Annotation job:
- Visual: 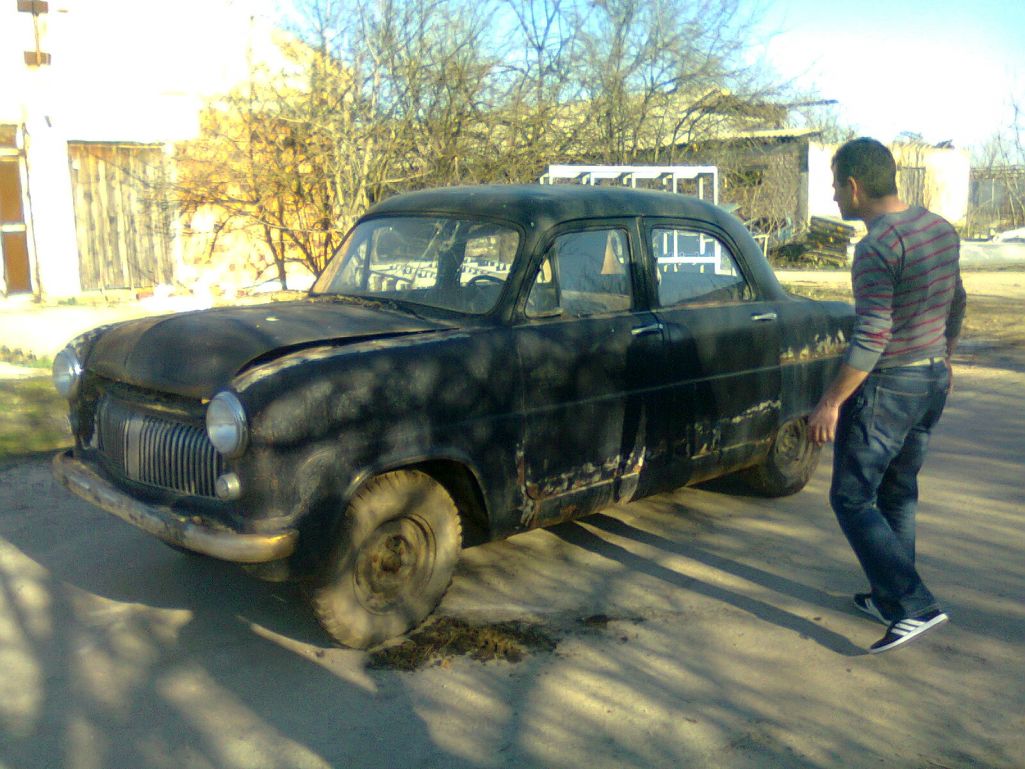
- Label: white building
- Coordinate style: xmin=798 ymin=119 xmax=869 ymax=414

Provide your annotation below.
xmin=1 ymin=0 xmax=280 ymax=300
xmin=805 ymin=140 xmax=971 ymax=229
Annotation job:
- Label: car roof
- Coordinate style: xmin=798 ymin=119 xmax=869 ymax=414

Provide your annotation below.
xmin=365 ymin=184 xmax=730 ymax=233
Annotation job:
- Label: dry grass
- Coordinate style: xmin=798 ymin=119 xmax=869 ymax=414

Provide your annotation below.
xmin=0 ymin=375 xmax=72 ymax=463
xmin=781 ymin=277 xmax=1025 ymax=353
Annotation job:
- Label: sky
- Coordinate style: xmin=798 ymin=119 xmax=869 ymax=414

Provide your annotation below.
xmin=749 ymin=0 xmax=1025 ymax=153
xmin=28 ymin=0 xmax=285 ymax=142
xmin=31 ymin=0 xmax=1021 ymax=153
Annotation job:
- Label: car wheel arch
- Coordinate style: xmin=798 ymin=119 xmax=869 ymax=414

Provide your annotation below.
xmin=298 ymin=452 xmax=490 ymax=563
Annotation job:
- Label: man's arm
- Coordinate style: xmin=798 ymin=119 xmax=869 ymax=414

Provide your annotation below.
xmin=808 ymin=363 xmax=870 ymax=445
xmin=809 ymin=236 xmax=895 ymax=444
xmin=945 ymin=265 xmax=967 ymax=393
xmin=944 ymin=334 xmax=960 ymax=393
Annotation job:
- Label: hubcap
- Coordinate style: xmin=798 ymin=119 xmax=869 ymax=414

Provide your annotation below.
xmin=353 ymin=517 xmax=436 ymax=613
xmin=775 ymin=420 xmax=807 ymax=467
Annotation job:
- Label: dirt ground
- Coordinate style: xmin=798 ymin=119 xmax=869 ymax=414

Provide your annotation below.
xmin=1 ymin=272 xmax=1023 ymax=769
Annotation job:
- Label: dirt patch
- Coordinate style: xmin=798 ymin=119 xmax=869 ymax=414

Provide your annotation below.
xmin=367 ymin=616 xmax=559 ymax=671
xmin=578 ymin=612 xmax=645 ymax=630
xmin=365 ymin=613 xmax=649 ymax=671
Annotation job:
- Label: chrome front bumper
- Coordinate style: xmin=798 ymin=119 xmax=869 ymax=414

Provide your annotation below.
xmin=52 ymin=450 xmax=297 ymax=563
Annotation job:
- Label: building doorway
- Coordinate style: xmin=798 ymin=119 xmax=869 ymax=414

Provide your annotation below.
xmin=1 ymin=125 xmax=32 ymax=295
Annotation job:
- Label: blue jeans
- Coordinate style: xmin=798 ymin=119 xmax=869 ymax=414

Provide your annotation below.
xmin=830 ymin=360 xmax=950 ymax=621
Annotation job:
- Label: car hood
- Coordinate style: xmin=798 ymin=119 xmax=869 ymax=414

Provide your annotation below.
xmin=85 ymin=300 xmax=454 ymax=399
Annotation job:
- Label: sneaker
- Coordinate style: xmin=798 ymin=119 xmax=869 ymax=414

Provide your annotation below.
xmin=869 ymin=610 xmax=949 ymax=654
xmin=853 ymin=593 xmax=887 ymax=624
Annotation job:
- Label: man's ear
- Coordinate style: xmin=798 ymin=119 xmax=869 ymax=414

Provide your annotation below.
xmin=846 ymin=176 xmax=864 ymax=203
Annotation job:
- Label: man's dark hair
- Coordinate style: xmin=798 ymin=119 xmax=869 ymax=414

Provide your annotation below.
xmin=832 ymin=137 xmax=898 ymax=198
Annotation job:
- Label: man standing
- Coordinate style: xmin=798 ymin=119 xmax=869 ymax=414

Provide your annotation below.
xmin=808 ymin=137 xmax=967 ymax=653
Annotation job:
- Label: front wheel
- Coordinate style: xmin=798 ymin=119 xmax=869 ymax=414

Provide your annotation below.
xmin=739 ymin=417 xmax=821 ymax=497
xmin=309 ymin=470 xmax=462 ymax=649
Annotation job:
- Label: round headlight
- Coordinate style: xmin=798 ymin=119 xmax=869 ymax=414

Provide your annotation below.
xmin=52 ymin=347 xmax=83 ymax=399
xmin=206 ymin=392 xmax=249 ymax=458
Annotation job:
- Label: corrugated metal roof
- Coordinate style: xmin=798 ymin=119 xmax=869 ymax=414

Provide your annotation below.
xmin=703 ymin=127 xmax=822 ymax=141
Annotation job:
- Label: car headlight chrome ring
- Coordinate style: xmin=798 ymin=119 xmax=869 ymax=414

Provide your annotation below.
xmin=52 ymin=347 xmax=83 ymax=400
xmin=206 ymin=391 xmax=249 ymax=459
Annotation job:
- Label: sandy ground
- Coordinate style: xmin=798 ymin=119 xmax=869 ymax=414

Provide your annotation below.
xmin=1 ymin=273 xmax=1023 ymax=769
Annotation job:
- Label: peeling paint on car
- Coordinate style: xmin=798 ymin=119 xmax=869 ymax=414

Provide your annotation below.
xmin=780 ymin=330 xmax=848 ymax=364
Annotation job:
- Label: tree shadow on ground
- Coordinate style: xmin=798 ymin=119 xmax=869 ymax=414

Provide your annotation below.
xmin=550 ymin=513 xmax=864 ymax=657
xmin=0 ymin=459 xmax=466 ymax=769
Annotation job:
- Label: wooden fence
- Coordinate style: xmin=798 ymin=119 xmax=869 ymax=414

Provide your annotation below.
xmin=68 ymin=142 xmax=175 ymax=291
xmin=969 ymin=166 xmax=1025 ymax=235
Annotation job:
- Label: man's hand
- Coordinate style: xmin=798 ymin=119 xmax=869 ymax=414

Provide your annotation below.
xmin=945 ymin=336 xmax=959 ymax=394
xmin=944 ymin=356 xmax=954 ymax=394
xmin=809 ymin=399 xmax=840 ymax=445
xmin=808 ymin=363 xmax=870 ymax=445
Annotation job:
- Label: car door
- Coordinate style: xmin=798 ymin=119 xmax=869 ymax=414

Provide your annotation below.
xmin=514 ymin=223 xmax=666 ymax=528
xmin=646 ymin=220 xmax=783 ymax=484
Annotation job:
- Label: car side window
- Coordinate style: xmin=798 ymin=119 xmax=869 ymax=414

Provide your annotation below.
xmin=651 ymin=227 xmax=752 ymax=306
xmin=526 ymin=229 xmax=632 ymax=318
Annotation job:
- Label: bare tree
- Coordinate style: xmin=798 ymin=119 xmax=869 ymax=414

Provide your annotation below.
xmin=569 ymin=0 xmax=770 ymax=164
xmin=175 ymin=0 xmax=498 ymax=284
xmin=970 ymin=96 xmax=1025 ymax=235
xmin=484 ymin=0 xmax=586 ymax=179
xmin=172 ymin=0 xmax=786 ymax=283
xmin=174 ymin=39 xmax=352 ymax=287
xmin=321 ymin=0 xmax=496 ymax=188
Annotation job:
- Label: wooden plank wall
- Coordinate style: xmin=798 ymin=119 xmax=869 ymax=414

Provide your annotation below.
xmin=68 ymin=143 xmax=174 ymax=291
xmin=897 ymin=166 xmax=926 ymax=208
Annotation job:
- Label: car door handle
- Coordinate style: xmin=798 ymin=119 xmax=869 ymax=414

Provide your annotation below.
xmin=750 ymin=312 xmax=778 ymax=322
xmin=631 ymin=322 xmax=664 ymax=336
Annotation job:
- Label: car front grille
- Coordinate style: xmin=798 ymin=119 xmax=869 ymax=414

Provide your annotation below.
xmin=95 ymin=395 xmax=225 ymax=498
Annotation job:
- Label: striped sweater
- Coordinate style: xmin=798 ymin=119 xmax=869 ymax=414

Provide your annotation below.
xmin=845 ymin=206 xmax=967 ymax=372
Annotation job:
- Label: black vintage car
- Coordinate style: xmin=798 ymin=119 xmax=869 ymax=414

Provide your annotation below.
xmin=52 ymin=185 xmax=853 ymax=648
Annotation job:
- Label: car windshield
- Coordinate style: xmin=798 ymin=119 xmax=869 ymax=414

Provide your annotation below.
xmin=311 ymin=216 xmax=520 ymax=315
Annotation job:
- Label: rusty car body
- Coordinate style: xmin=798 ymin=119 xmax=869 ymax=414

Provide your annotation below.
xmin=52 ymin=184 xmax=854 ymax=647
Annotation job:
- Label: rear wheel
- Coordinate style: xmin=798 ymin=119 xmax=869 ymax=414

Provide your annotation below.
xmin=740 ymin=416 xmax=821 ymax=497
xmin=309 ymin=470 xmax=462 ymax=649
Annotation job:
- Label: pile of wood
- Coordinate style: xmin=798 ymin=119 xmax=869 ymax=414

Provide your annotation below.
xmin=803 ymin=217 xmax=856 ymax=266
